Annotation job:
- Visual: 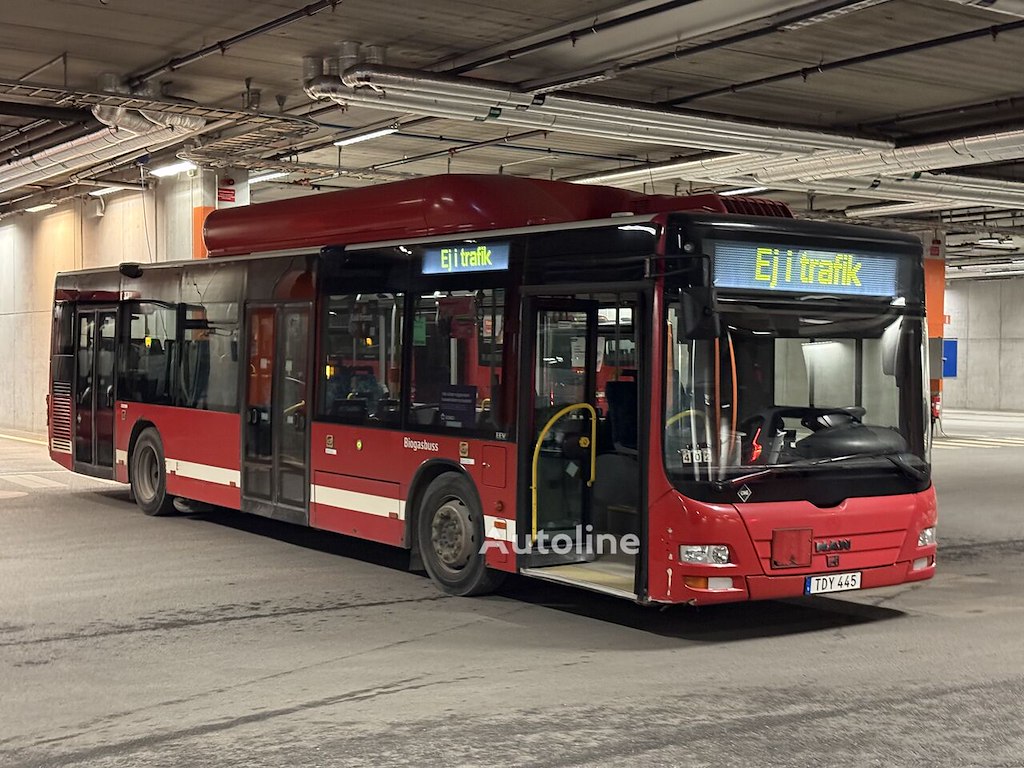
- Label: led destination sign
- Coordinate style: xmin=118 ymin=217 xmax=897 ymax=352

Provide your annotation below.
xmin=712 ymin=240 xmax=899 ymax=297
xmin=422 ymin=242 xmax=510 ymax=275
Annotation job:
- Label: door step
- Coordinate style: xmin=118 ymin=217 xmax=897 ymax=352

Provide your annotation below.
xmin=521 ymin=561 xmax=637 ymax=600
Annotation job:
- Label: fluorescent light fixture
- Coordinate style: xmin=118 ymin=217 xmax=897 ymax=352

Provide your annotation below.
xmin=333 ymin=126 xmax=398 ymax=146
xmin=977 ymin=237 xmax=1014 ymax=247
xmin=25 ymin=202 xmax=57 ymax=213
xmin=89 ymin=186 xmax=123 ymax=197
xmin=720 ymin=186 xmax=767 ymax=196
xmin=150 ymin=161 xmax=196 ymax=177
xmin=249 ymin=171 xmax=289 ymax=183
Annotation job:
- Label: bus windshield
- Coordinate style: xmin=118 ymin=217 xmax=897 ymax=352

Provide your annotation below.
xmin=664 ymin=298 xmax=930 ymax=495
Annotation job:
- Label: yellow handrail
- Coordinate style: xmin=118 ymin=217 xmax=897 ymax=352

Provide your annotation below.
xmin=531 ymin=403 xmax=597 ymax=542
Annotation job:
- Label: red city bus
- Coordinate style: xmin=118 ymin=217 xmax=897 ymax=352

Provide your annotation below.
xmin=48 ymin=174 xmax=936 ymax=604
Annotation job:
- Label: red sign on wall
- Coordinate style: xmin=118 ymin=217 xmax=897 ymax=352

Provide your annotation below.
xmin=217 ymin=187 xmax=236 ymax=203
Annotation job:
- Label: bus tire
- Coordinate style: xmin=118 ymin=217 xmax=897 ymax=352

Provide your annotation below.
xmin=130 ymin=428 xmax=176 ymax=516
xmin=417 ymin=473 xmax=505 ymax=597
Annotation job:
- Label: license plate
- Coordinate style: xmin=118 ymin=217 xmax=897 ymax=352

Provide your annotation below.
xmin=804 ymin=571 xmax=862 ymax=595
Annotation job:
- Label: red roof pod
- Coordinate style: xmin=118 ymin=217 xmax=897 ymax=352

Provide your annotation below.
xmin=203 ymin=174 xmax=792 ymax=257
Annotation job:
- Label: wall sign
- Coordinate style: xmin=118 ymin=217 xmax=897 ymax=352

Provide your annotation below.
xmin=711 ymin=240 xmax=900 ymax=297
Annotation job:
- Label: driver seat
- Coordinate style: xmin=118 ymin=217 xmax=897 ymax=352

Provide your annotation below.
xmin=604 ymin=380 xmax=638 ymax=456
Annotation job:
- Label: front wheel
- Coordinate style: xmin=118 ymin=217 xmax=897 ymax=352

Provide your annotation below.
xmin=130 ymin=428 xmax=176 ymax=516
xmin=417 ymin=473 xmax=505 ymax=596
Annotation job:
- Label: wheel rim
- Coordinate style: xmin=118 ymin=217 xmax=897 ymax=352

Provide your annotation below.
xmin=430 ymin=497 xmax=475 ymax=574
xmin=135 ymin=445 xmax=159 ymax=503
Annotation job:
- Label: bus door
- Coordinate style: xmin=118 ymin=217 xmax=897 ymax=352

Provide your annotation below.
xmin=522 ymin=298 xmax=600 ymax=565
xmin=242 ymin=303 xmax=312 ymax=523
xmin=73 ymin=306 xmax=117 ymax=478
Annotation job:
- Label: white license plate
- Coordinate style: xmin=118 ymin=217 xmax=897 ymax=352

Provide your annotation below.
xmin=804 ymin=571 xmax=862 ymax=595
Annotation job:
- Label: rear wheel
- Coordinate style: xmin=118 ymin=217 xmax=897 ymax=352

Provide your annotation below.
xmin=130 ymin=428 xmax=176 ymax=516
xmin=417 ymin=473 xmax=505 ymax=596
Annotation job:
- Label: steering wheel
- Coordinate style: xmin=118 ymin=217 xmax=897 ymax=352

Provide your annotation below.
xmin=800 ymin=407 xmax=865 ymax=432
xmin=666 ymin=409 xmax=707 ymax=429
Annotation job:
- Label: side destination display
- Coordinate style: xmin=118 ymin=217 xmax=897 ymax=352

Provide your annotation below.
xmin=711 ymin=240 xmax=899 ymax=297
xmin=422 ymin=241 xmax=511 ymax=275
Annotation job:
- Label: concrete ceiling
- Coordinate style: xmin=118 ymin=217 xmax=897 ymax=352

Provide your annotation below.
xmin=1 ymin=0 xmax=1024 ymax=273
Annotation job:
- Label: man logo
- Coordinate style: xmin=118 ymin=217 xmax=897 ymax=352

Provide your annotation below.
xmin=815 ymin=539 xmax=851 ymax=553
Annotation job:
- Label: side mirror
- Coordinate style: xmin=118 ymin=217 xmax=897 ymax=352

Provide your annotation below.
xmin=881 ymin=317 xmax=903 ymax=377
xmin=678 ymin=287 xmax=720 ymax=340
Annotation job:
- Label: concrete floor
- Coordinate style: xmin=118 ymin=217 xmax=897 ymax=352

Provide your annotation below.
xmin=1 ymin=416 xmax=1022 ymax=767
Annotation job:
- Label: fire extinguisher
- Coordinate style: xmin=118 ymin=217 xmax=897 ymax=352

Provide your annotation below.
xmin=930 ymin=393 xmax=942 ymax=422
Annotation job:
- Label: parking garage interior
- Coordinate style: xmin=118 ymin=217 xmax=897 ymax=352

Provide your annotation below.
xmin=2 ymin=1 xmax=1024 ymax=765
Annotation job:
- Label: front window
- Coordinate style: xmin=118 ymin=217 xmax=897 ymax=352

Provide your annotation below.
xmin=664 ymin=297 xmax=929 ymax=499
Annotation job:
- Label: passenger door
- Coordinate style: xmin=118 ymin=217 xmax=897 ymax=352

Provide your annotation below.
xmin=73 ymin=307 xmax=117 ymax=478
xmin=241 ymin=303 xmax=311 ymax=522
xmin=521 ymin=298 xmax=599 ymax=564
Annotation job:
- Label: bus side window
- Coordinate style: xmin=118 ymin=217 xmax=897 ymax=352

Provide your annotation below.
xmin=118 ymin=302 xmax=177 ymax=406
xmin=178 ymin=302 xmax=239 ymax=412
xmin=407 ymin=288 xmax=508 ymax=438
xmin=319 ymin=293 xmax=403 ymax=426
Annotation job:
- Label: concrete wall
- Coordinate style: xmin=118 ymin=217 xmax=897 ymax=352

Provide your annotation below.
xmin=943 ymin=277 xmax=1024 ymax=412
xmin=0 ymin=176 xmax=195 ymax=434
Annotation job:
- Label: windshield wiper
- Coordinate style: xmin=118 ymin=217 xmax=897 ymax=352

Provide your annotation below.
xmin=882 ymin=451 xmax=929 ymax=482
xmin=713 ymin=451 xmax=927 ymax=490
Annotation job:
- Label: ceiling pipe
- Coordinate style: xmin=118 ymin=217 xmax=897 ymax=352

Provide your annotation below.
xmin=0 ymin=121 xmax=81 ymax=156
xmin=0 ymin=126 xmax=180 ymax=195
xmin=568 ymin=127 xmax=1024 ymax=188
xmin=126 ymin=0 xmax=341 ymax=88
xmin=308 ymin=62 xmax=890 ymax=154
xmin=0 ymin=102 xmax=93 ymax=123
xmin=92 ymin=105 xmax=162 ymax=134
xmin=664 ymin=17 xmax=1024 ymax=106
xmin=442 ymin=0 xmax=882 ymax=80
xmin=0 ymin=75 xmax=206 ymax=196
xmin=743 ymin=174 xmax=1024 ymax=209
xmin=748 ymin=128 xmax=1024 ymax=182
xmin=845 ymin=200 xmax=963 ymax=218
xmin=521 ymin=0 xmax=891 ymax=94
xmin=565 ymin=152 xmax=791 ymax=184
xmin=0 ymin=123 xmax=98 ymax=163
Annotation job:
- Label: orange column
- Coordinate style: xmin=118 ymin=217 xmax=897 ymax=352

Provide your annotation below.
xmin=923 ymin=235 xmax=946 ymax=408
xmin=192 ymin=206 xmax=214 ymax=259
xmin=191 ymin=168 xmax=249 ymax=259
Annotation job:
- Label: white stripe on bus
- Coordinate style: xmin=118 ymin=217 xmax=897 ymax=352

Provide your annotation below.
xmin=311 ymin=484 xmax=406 ymax=519
xmin=165 ymin=458 xmax=240 ymax=487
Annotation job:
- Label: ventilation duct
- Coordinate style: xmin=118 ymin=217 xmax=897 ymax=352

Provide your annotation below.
xmin=0 ymin=126 xmax=179 ymax=195
xmin=747 ymin=129 xmax=1024 ymax=183
xmin=304 ymin=63 xmax=891 ymax=155
xmin=0 ymin=76 xmax=206 ymax=197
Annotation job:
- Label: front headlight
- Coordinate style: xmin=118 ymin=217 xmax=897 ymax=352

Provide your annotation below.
xmin=917 ymin=527 xmax=936 ymax=547
xmin=680 ymin=544 xmax=731 ymax=565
